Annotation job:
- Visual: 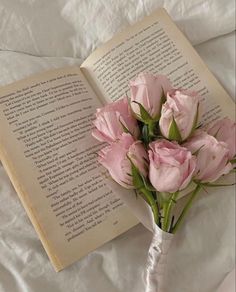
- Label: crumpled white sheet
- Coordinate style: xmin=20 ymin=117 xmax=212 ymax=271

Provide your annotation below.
xmin=0 ymin=1 xmax=235 ymax=291
xmin=0 ymin=0 xmax=235 ymax=59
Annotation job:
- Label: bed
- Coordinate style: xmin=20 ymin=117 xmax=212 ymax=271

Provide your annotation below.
xmin=0 ymin=1 xmax=235 ymax=291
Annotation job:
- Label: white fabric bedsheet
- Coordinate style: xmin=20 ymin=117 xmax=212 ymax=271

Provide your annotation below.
xmin=0 ymin=1 xmax=235 ymax=291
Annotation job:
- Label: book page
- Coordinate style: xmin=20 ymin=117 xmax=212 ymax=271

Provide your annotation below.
xmin=81 ymin=8 xmax=234 ymax=122
xmin=0 ymin=66 xmax=138 ymax=271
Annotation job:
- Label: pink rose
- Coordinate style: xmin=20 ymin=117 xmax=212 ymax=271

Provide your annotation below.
xmin=98 ymin=133 xmax=148 ymax=189
xmin=129 ymin=73 xmax=172 ymax=121
xmin=148 ymin=139 xmax=196 ymax=193
xmin=159 ymin=90 xmax=201 ymax=141
xmin=206 ymin=117 xmax=236 ymax=159
xmin=184 ymin=130 xmax=233 ymax=183
xmin=92 ymin=97 xmax=139 ymax=143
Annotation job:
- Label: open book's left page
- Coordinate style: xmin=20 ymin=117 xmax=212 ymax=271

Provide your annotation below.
xmin=0 ymin=66 xmax=138 ymax=271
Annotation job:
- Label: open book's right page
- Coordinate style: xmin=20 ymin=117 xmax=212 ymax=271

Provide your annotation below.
xmin=81 ymin=8 xmax=234 ymax=122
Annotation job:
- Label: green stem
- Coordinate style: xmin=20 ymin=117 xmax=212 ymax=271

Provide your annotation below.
xmin=140 ymin=187 xmax=159 ymax=225
xmin=162 ymin=201 xmax=168 ymax=229
xmin=172 ymin=184 xmax=202 ymax=234
xmin=202 ymin=182 xmax=236 ymax=187
xmin=155 ymin=192 xmax=162 ymax=229
xmin=148 ymin=122 xmax=156 ymax=137
xmin=163 ymin=192 xmax=179 ymax=232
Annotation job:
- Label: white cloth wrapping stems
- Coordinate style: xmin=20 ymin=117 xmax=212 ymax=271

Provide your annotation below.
xmin=145 ymin=226 xmax=173 ymax=292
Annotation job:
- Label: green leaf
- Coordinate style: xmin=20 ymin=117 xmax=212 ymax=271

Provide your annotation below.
xmin=152 ymin=88 xmax=166 ymax=121
xmin=132 ymin=101 xmax=152 ymax=123
xmin=126 ymin=155 xmax=144 ymax=189
xmin=131 ymin=164 xmax=144 ymax=189
xmin=148 ymin=121 xmax=156 ymax=137
xmin=168 ymin=117 xmax=182 ymax=141
xmin=131 ymin=166 xmax=143 ymax=189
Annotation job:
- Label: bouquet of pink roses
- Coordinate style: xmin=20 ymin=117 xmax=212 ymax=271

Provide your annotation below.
xmin=92 ymin=73 xmax=235 ymax=292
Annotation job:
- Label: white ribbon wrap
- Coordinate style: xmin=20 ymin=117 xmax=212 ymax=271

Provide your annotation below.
xmin=107 ymin=178 xmax=173 ymax=292
xmin=145 ymin=225 xmax=173 ymax=292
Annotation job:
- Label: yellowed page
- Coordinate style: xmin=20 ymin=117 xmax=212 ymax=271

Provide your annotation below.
xmin=0 ymin=66 xmax=138 ymax=271
xmin=81 ymin=8 xmax=234 ymax=121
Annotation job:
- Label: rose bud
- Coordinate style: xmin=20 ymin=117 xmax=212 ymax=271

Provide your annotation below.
xmin=205 ymin=117 xmax=236 ymax=160
xmin=148 ymin=139 xmax=196 ymax=193
xmin=98 ymin=133 xmax=148 ymax=189
xmin=159 ymin=90 xmax=201 ymax=142
xmin=184 ymin=130 xmax=233 ymax=183
xmin=129 ymin=73 xmax=172 ymax=122
xmin=92 ymin=97 xmax=140 ymax=143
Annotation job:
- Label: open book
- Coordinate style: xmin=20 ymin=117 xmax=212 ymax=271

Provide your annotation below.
xmin=0 ymin=8 xmax=234 ymax=272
